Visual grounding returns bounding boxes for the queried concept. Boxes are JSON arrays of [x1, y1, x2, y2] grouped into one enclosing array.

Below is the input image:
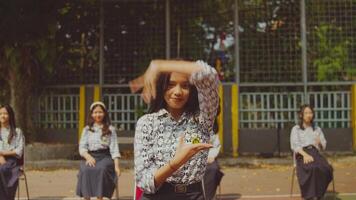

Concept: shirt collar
[[157, 108, 169, 117], [157, 108, 189, 124]]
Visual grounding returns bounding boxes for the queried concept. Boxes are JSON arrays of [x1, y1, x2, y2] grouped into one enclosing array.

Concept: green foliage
[[134, 104, 147, 119], [311, 24, 350, 81]]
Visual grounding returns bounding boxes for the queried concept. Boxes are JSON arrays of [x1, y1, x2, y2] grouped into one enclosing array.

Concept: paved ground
[[17, 156, 356, 200]]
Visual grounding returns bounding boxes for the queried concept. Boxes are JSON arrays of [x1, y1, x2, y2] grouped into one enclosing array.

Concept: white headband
[[90, 101, 106, 111]]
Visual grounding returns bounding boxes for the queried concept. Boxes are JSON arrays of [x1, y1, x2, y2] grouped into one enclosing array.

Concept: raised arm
[[189, 61, 219, 132], [143, 60, 205, 100], [144, 60, 220, 132]]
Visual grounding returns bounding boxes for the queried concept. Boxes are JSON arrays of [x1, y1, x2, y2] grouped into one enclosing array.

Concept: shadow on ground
[[216, 193, 242, 200], [29, 196, 132, 200]]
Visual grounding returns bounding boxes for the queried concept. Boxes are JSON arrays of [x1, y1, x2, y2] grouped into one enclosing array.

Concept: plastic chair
[[134, 183, 143, 200]]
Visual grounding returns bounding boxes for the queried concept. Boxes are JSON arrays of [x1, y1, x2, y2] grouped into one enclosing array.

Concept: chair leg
[[218, 184, 222, 200], [23, 172, 30, 200], [332, 177, 336, 200], [17, 179, 20, 200], [290, 167, 296, 197]]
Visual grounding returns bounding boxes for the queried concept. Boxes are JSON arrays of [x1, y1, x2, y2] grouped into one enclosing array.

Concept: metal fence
[[240, 90, 351, 129], [103, 92, 147, 131], [306, 0, 356, 82], [35, 89, 80, 129], [34, 87, 147, 130], [35, 0, 356, 131], [240, 91, 304, 129], [47, 0, 355, 85], [35, 85, 353, 130]]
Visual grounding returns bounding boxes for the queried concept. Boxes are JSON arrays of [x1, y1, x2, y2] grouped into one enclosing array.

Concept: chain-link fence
[[50, 1, 101, 85], [306, 0, 356, 82], [239, 0, 302, 83], [103, 1, 166, 84], [36, 0, 356, 130], [45, 0, 355, 86]]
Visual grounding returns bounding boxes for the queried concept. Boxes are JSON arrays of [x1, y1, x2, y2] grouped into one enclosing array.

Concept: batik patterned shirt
[[79, 124, 121, 159], [0, 127, 25, 158], [134, 60, 220, 193]]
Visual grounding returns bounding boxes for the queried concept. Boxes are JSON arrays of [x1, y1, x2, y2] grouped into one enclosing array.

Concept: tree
[[0, 0, 99, 140], [0, 1, 65, 139]]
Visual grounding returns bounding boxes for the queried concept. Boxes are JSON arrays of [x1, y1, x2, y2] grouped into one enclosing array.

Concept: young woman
[[290, 104, 333, 200], [135, 59, 220, 200], [0, 104, 25, 200], [76, 101, 121, 200]]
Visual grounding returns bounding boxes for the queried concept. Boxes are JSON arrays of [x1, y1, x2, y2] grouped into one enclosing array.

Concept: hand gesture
[[171, 136, 212, 168]]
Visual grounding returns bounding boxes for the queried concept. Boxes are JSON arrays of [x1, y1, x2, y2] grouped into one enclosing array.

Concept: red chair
[[134, 184, 143, 200]]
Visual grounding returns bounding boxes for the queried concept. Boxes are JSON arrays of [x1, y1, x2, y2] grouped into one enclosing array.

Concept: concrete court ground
[[16, 156, 356, 200]]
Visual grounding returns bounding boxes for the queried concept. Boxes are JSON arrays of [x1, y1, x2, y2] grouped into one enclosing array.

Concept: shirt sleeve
[[14, 128, 25, 158], [317, 127, 327, 150], [79, 127, 89, 156], [208, 134, 221, 159], [134, 115, 158, 194], [189, 60, 220, 133], [290, 126, 303, 153], [109, 126, 121, 159]]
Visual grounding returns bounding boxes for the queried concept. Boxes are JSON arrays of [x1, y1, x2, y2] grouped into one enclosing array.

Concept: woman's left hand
[[115, 167, 121, 177], [171, 136, 212, 168]]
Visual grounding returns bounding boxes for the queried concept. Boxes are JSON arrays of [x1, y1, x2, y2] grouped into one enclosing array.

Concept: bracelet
[[168, 160, 178, 171]]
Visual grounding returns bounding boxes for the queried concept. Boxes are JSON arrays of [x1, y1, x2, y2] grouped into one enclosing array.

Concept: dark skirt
[[296, 146, 333, 199], [0, 157, 21, 200], [142, 182, 205, 200], [203, 160, 224, 200], [76, 149, 117, 198]]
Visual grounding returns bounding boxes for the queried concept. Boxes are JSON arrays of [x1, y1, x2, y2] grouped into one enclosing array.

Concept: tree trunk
[[8, 68, 34, 142]]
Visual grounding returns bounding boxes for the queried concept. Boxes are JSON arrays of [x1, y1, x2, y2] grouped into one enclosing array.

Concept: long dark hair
[[87, 104, 112, 136], [298, 104, 316, 131], [0, 104, 17, 144], [148, 73, 199, 116]]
